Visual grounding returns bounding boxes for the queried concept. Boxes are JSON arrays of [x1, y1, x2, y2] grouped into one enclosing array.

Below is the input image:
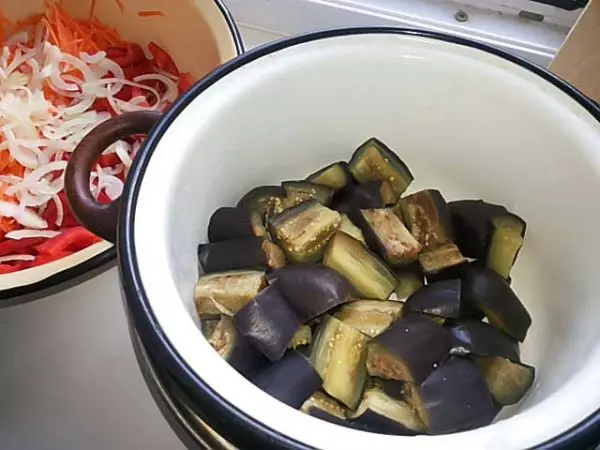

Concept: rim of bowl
[[0, 0, 243, 305], [119, 27, 600, 450]]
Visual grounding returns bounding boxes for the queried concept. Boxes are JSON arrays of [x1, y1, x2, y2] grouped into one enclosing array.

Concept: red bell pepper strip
[[0, 238, 44, 257], [148, 42, 179, 76], [35, 226, 101, 256]]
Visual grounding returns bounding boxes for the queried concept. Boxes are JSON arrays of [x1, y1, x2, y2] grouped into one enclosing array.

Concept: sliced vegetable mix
[[193, 137, 535, 437]]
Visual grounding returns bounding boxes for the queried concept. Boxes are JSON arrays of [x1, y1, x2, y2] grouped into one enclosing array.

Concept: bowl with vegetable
[[0, 0, 242, 304], [65, 28, 600, 449]]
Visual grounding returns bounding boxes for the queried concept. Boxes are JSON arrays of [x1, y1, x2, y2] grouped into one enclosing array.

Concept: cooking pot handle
[[64, 111, 162, 243]]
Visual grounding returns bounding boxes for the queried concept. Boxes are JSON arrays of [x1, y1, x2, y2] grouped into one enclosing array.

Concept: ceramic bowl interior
[[0, 0, 239, 294], [132, 32, 600, 449]]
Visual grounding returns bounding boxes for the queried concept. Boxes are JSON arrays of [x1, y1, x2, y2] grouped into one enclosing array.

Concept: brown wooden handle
[[64, 111, 162, 243]]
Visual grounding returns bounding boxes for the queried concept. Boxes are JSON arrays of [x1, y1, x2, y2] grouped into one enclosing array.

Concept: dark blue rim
[[0, 0, 243, 305], [119, 27, 600, 449]]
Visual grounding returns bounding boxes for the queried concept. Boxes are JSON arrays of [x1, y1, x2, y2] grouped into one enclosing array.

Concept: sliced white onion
[[5, 160, 67, 196], [0, 201, 47, 229], [4, 31, 29, 47], [99, 174, 124, 200], [0, 254, 36, 263], [51, 194, 64, 226], [0, 174, 23, 184], [80, 51, 107, 64], [134, 73, 178, 103], [5, 229, 61, 240], [115, 140, 133, 167]]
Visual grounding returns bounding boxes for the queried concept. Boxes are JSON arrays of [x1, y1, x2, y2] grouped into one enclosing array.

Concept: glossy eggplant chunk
[[290, 325, 313, 349], [396, 189, 454, 251], [350, 208, 422, 266], [310, 316, 369, 409], [207, 206, 267, 242], [334, 300, 403, 337], [306, 162, 353, 192], [449, 200, 508, 259], [301, 391, 349, 426], [394, 264, 425, 300], [323, 231, 396, 300], [475, 356, 535, 405], [205, 316, 268, 377], [404, 279, 462, 319], [198, 237, 286, 273], [463, 267, 531, 342], [339, 214, 367, 244], [449, 320, 520, 361], [194, 270, 266, 316], [416, 357, 498, 434], [349, 137, 414, 197], [200, 317, 221, 339], [269, 200, 341, 263], [367, 315, 452, 385], [234, 284, 302, 361], [369, 378, 408, 401], [348, 388, 426, 436], [281, 180, 335, 209], [485, 213, 526, 279], [418, 243, 466, 275], [331, 181, 396, 214], [267, 263, 355, 322], [237, 185, 286, 218], [251, 351, 322, 408]]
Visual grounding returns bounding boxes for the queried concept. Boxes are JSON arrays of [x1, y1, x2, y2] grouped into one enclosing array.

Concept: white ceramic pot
[[65, 28, 600, 449]]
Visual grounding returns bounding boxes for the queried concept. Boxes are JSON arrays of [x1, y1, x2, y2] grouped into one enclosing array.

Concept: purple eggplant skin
[[417, 356, 498, 434], [462, 267, 531, 342], [449, 200, 508, 259], [448, 320, 520, 361], [367, 315, 452, 385], [266, 264, 356, 322], [234, 284, 302, 362], [198, 237, 285, 273], [404, 279, 462, 319], [331, 181, 395, 214], [250, 351, 322, 409], [237, 185, 286, 217], [207, 206, 266, 242]]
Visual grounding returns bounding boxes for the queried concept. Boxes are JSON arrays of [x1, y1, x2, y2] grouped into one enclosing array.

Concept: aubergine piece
[[194, 270, 266, 316], [200, 317, 221, 339], [331, 181, 396, 214], [323, 231, 396, 300], [349, 138, 414, 197], [339, 214, 367, 245], [404, 279, 462, 319], [198, 237, 286, 273], [366, 315, 451, 385], [418, 243, 466, 276], [397, 189, 454, 251], [238, 185, 286, 218], [348, 388, 426, 436], [267, 264, 355, 322], [334, 300, 403, 338], [394, 264, 425, 299], [310, 315, 369, 409], [234, 284, 302, 361], [281, 180, 335, 209], [290, 325, 313, 349], [449, 320, 520, 361], [369, 378, 408, 401], [207, 206, 267, 242], [301, 391, 349, 426], [415, 356, 498, 434], [268, 200, 341, 264], [475, 356, 535, 405], [250, 351, 322, 408], [463, 267, 531, 342], [449, 200, 508, 259], [350, 208, 422, 266], [205, 316, 268, 377], [485, 213, 526, 280], [306, 162, 353, 192]]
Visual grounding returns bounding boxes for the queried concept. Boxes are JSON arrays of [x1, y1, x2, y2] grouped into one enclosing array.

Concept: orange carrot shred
[[138, 11, 165, 17]]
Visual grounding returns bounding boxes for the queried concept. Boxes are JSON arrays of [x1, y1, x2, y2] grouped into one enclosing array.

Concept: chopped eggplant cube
[[449, 320, 520, 361], [349, 138, 414, 197], [267, 264, 355, 321], [368, 378, 409, 401], [335, 300, 403, 337], [404, 279, 462, 319], [397, 189, 454, 251], [416, 356, 498, 434], [310, 316, 369, 409], [323, 232, 396, 300], [207, 206, 266, 242], [463, 267, 531, 342], [485, 213, 526, 279], [269, 200, 341, 263], [281, 180, 335, 209], [475, 356, 535, 405], [307, 162, 353, 192], [250, 351, 322, 408], [348, 388, 426, 436], [350, 208, 422, 266], [234, 284, 302, 361], [339, 214, 367, 244], [238, 185, 286, 218], [394, 264, 425, 300], [449, 200, 508, 259], [331, 181, 396, 214], [194, 270, 266, 315], [419, 243, 466, 275], [301, 391, 349, 426], [367, 315, 451, 385], [198, 237, 286, 273], [200, 317, 221, 339], [290, 325, 313, 349]]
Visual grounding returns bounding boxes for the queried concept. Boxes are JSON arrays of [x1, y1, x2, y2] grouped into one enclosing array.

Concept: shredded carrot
[[138, 11, 165, 17]]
